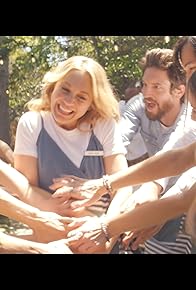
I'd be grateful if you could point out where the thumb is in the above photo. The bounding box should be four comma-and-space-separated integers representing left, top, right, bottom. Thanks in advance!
70, 190, 101, 208
61, 217, 75, 224
52, 188, 72, 199
66, 230, 84, 245
122, 232, 132, 244
67, 220, 85, 230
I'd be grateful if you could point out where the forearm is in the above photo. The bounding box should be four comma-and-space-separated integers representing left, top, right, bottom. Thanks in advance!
105, 191, 193, 238
0, 188, 46, 228
104, 187, 133, 252
106, 186, 133, 217
103, 183, 162, 245
109, 144, 195, 191
133, 182, 162, 203
0, 232, 47, 253
0, 159, 51, 208
22, 185, 52, 210
0, 159, 29, 196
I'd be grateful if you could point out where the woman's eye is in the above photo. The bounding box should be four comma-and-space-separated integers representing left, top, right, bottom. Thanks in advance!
77, 95, 86, 101
62, 87, 69, 92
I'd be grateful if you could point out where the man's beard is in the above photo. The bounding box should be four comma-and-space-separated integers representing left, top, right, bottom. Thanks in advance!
145, 102, 173, 121
145, 108, 165, 121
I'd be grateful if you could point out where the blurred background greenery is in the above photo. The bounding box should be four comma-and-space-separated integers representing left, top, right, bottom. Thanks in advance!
0, 36, 180, 146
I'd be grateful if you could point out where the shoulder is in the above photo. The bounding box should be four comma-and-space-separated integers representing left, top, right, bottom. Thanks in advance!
93, 118, 121, 143
19, 111, 40, 122
95, 118, 117, 131
119, 100, 125, 105
119, 100, 126, 115
18, 111, 42, 131
126, 94, 144, 111
94, 118, 126, 155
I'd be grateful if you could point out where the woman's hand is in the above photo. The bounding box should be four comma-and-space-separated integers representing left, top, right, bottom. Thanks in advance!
30, 211, 76, 243
122, 225, 162, 251
50, 175, 106, 209
46, 239, 73, 254
39, 194, 85, 217
66, 217, 108, 253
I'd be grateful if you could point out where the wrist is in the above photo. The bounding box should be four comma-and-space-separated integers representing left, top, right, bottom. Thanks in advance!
29, 243, 48, 254
100, 217, 111, 242
102, 175, 114, 196
23, 207, 43, 228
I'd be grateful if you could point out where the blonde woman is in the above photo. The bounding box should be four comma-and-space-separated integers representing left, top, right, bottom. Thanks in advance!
14, 56, 131, 253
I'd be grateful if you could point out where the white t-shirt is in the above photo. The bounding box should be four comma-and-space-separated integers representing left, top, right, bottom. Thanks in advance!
14, 111, 126, 168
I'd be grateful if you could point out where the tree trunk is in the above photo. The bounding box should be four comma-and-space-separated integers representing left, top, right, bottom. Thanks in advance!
0, 37, 10, 144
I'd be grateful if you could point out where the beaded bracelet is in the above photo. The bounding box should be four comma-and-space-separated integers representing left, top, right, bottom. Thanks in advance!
100, 221, 110, 242
102, 174, 113, 195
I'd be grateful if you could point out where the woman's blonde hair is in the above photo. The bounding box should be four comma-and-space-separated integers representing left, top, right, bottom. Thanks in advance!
27, 56, 120, 129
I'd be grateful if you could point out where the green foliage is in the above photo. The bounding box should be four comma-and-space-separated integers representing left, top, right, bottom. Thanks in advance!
67, 36, 179, 98
8, 36, 68, 121
0, 36, 181, 145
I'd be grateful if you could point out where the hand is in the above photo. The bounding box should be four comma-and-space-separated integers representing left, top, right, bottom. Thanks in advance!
30, 211, 76, 243
45, 239, 73, 254
121, 192, 160, 250
67, 216, 91, 231
41, 194, 87, 217
66, 217, 108, 253
50, 175, 105, 209
122, 225, 162, 251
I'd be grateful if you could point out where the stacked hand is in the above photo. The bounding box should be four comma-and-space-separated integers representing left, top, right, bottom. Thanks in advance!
46, 239, 73, 254
31, 211, 76, 243
122, 225, 162, 251
50, 175, 105, 209
65, 216, 108, 253
120, 192, 162, 251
